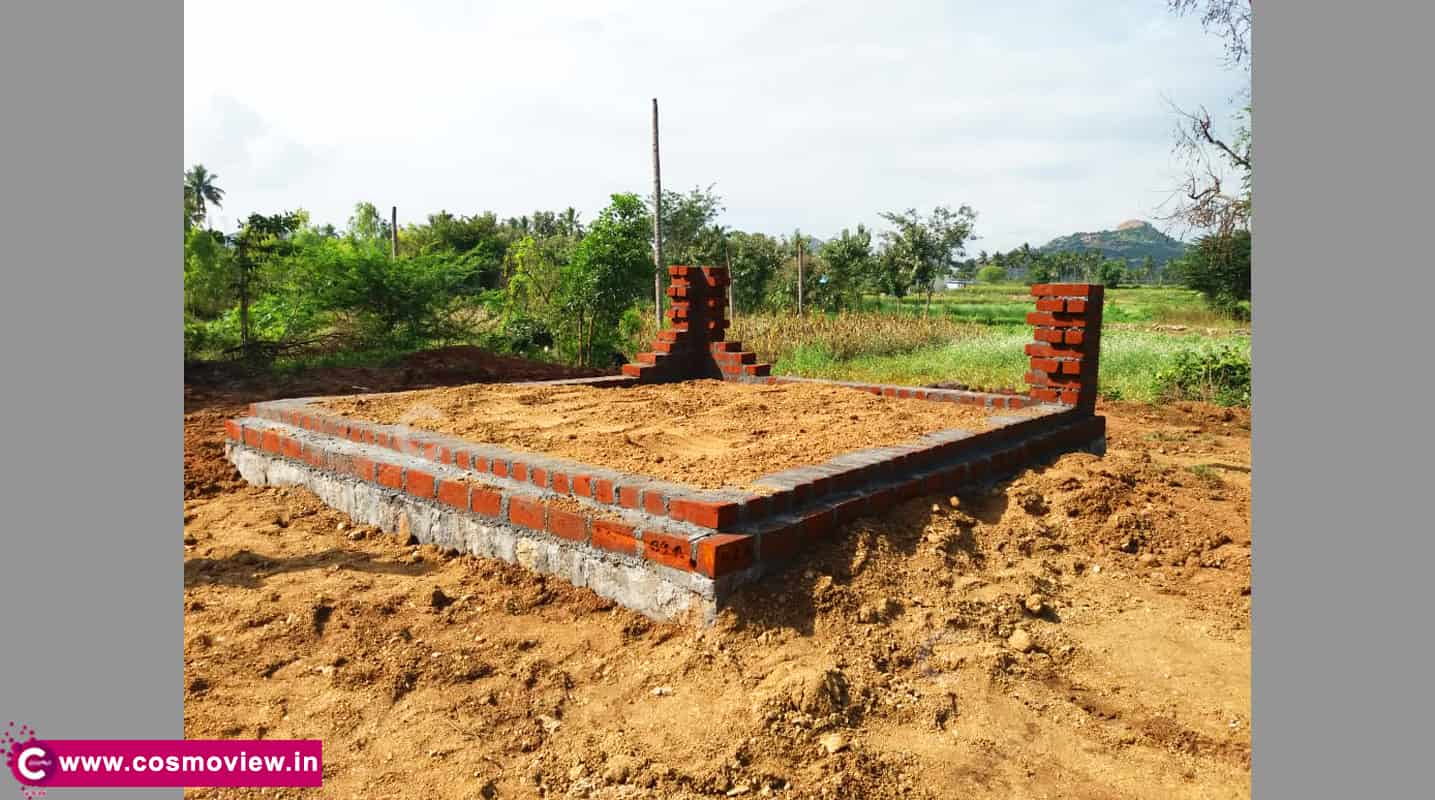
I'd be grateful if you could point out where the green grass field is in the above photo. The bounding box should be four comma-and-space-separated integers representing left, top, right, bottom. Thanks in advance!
726, 284, 1252, 405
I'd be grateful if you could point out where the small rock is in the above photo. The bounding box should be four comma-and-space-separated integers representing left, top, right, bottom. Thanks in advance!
651, 686, 673, 697
336, 521, 347, 532
1023, 594, 1046, 615
1008, 628, 1034, 653
431, 588, 454, 609
538, 715, 562, 733
478, 778, 498, 799
818, 732, 848, 755
183, 534, 198, 546
1138, 553, 1157, 566
948, 495, 961, 508
347, 529, 366, 541
727, 784, 752, 796
568, 764, 587, 780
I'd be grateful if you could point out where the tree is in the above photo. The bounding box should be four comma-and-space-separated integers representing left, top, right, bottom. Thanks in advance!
1140, 254, 1158, 284
1098, 259, 1126, 288
560, 194, 652, 366
231, 211, 302, 358
1172, 229, 1250, 317
183, 164, 225, 229
877, 205, 978, 315
346, 202, 392, 248
726, 231, 782, 313
819, 226, 874, 312
1162, 0, 1252, 237
976, 265, 1006, 283
650, 184, 724, 265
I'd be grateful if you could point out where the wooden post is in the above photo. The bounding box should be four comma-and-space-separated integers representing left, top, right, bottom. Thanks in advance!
390, 206, 398, 261
651, 98, 664, 329
796, 234, 805, 317
725, 237, 734, 323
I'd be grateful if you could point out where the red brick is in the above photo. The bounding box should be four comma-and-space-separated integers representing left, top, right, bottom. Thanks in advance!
1035, 298, 1065, 312
1029, 387, 1060, 402
591, 520, 638, 555
471, 454, 489, 472
572, 474, 593, 497
800, 509, 835, 543
642, 489, 666, 515
530, 466, 548, 488
759, 523, 803, 561
1033, 328, 1064, 343
669, 498, 739, 529
437, 445, 451, 463
261, 429, 281, 453
742, 363, 771, 377
305, 447, 326, 468
546, 506, 587, 542
375, 432, 391, 448
377, 463, 404, 489
643, 532, 692, 571
1030, 358, 1061, 373
508, 497, 545, 530
1030, 283, 1092, 298
491, 459, 510, 478
595, 479, 615, 504
1060, 389, 1081, 404
347, 427, 364, 443
350, 456, 375, 481
452, 449, 470, 468
279, 436, 300, 458
833, 495, 868, 524
406, 468, 436, 498
695, 534, 755, 577
1061, 360, 1082, 375
1026, 311, 1086, 328
470, 488, 501, 516
437, 479, 468, 509
618, 485, 641, 509
551, 472, 569, 494
1066, 299, 1088, 313
1064, 330, 1085, 345
224, 419, 242, 441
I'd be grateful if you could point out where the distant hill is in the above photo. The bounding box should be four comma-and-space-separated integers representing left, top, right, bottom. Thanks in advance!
1037, 220, 1187, 267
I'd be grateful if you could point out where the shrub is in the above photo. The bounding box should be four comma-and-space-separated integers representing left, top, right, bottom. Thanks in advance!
976, 265, 1006, 283
1153, 345, 1251, 406
1172, 230, 1251, 318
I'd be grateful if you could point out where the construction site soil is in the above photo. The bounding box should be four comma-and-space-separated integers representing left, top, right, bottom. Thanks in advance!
316, 380, 1020, 490
184, 352, 1251, 799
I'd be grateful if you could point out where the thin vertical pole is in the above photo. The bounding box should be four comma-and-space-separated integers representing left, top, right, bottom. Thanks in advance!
796, 234, 805, 317
651, 98, 664, 329
390, 206, 398, 261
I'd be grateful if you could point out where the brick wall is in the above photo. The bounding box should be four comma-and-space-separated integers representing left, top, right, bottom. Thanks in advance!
622, 265, 771, 381
1024, 283, 1105, 410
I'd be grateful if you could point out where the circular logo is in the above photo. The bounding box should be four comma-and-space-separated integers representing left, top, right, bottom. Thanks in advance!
11, 741, 57, 786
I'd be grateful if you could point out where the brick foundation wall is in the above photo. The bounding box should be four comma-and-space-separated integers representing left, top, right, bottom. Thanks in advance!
1025, 283, 1105, 410
622, 265, 771, 381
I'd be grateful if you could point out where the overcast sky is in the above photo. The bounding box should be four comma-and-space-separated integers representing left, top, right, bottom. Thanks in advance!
183, 0, 1247, 252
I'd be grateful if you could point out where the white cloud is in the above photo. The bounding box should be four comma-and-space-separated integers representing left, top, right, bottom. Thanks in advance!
183, 0, 1246, 249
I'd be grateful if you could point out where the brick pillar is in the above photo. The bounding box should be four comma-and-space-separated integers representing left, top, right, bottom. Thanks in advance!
622, 265, 771, 382
1024, 283, 1104, 411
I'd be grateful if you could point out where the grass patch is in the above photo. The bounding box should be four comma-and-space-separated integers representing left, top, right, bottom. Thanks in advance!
769, 328, 1251, 405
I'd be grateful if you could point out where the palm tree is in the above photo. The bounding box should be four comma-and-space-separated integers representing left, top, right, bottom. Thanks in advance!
183, 164, 225, 228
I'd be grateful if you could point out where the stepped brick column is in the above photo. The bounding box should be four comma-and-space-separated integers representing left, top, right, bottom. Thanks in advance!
1024, 283, 1105, 411
622, 265, 771, 382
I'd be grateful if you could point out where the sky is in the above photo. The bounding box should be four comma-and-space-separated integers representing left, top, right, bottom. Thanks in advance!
183, 0, 1248, 252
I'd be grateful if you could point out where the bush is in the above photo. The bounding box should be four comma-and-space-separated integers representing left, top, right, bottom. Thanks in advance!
1172, 230, 1251, 318
1153, 345, 1251, 406
976, 265, 1006, 283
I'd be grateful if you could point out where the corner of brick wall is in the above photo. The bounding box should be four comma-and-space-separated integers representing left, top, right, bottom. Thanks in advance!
622, 265, 772, 381
1024, 283, 1104, 411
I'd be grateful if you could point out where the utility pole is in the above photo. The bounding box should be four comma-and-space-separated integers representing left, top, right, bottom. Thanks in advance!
390, 206, 398, 261
651, 98, 664, 329
796, 232, 805, 317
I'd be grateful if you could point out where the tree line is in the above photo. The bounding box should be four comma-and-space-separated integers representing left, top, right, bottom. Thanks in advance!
184, 170, 990, 367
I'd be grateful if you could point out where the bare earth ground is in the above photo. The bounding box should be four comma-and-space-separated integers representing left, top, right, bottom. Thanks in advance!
318, 380, 1022, 489
184, 355, 1250, 800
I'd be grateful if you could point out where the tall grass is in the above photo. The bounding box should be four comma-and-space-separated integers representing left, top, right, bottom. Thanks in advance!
767, 328, 1250, 404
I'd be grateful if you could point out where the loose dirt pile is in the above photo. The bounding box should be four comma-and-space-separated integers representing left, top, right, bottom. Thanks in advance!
318, 380, 1023, 489
185, 358, 1249, 799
